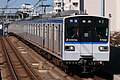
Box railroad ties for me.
[0,36,104,80]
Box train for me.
[0,23,3,35]
[8,11,110,73]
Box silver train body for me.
[8,15,110,65]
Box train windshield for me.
[65,16,109,42]
[65,18,80,41]
[94,19,109,42]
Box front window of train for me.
[94,19,109,42]
[65,18,80,42]
[65,17,109,42]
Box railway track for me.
[0,36,40,80]
[0,36,76,80]
[0,36,105,80]
[7,37,103,80]
[8,36,75,80]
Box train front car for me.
[64,16,110,73]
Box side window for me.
[27,24,29,33]
[35,24,37,35]
[52,24,54,27]
[34,24,35,35]
[58,24,60,52]
[43,24,45,38]
[39,24,41,36]
[29,24,31,34]
[37,24,39,36]
[30,24,32,34]
[47,24,49,38]
[48,24,49,27]
[32,24,34,35]
[83,26,91,38]
[31,24,33,34]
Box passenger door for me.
[80,18,93,56]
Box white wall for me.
[84,0,118,31]
[84,0,101,16]
[54,0,119,31]
[116,0,120,31]
[106,0,117,31]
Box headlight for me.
[65,46,75,51]
[99,46,108,51]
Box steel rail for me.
[0,37,19,80]
[5,37,40,80]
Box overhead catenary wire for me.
[1,0,11,14]
[33,0,41,8]
[7,0,18,7]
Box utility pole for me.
[79,0,84,14]
[38,4,52,14]
[41,0,43,14]
[1,0,10,21]
[101,0,105,16]
[35,0,52,14]
[2,0,10,36]
[2,0,10,14]
[61,0,64,11]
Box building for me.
[0,13,18,22]
[19,4,36,17]
[54,0,120,32]
[54,0,80,13]
[84,0,119,32]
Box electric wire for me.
[33,0,41,8]
[7,0,18,7]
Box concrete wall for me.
[85,0,118,31]
[116,0,120,31]
[54,0,119,31]
[106,0,117,31]
[84,0,101,16]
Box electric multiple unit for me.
[8,15,110,72]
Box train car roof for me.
[11,10,109,24]
[12,15,109,24]
[63,15,109,19]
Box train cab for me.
[64,16,109,64]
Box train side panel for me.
[17,19,64,59]
[49,23,54,52]
[44,23,49,50]
[50,20,64,57]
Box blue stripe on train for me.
[65,42,108,44]
[17,20,63,24]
